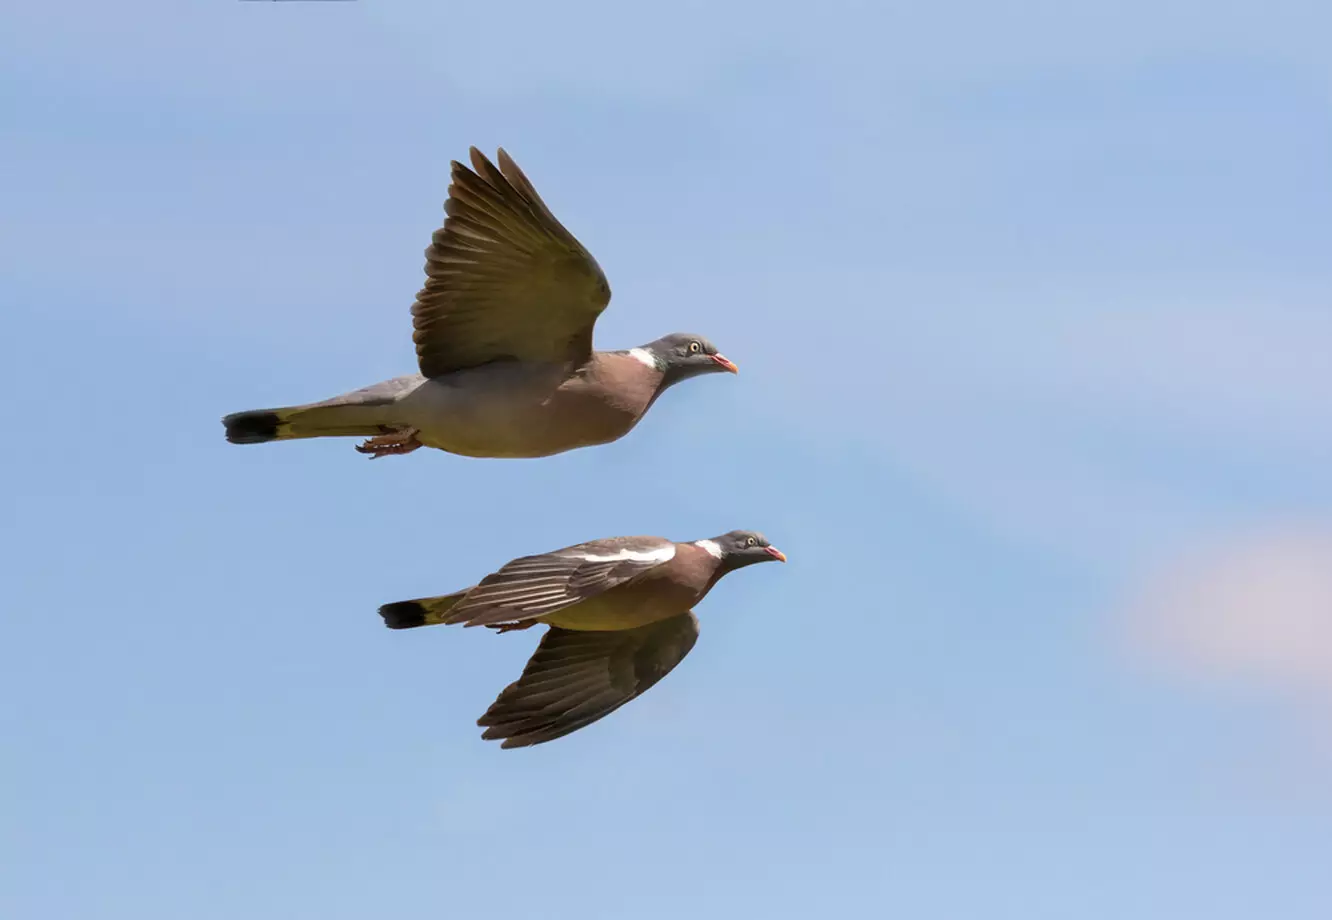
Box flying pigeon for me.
[223,148,737,460]
[379,530,786,748]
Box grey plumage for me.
[444,536,678,627]
[379,530,786,748]
[223,148,737,460]
[223,376,422,445]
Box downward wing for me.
[478,613,701,749]
[412,147,612,377]
[442,536,677,629]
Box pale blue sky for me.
[4,2,1332,918]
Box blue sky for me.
[4,1,1331,917]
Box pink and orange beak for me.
[765,545,788,563]
[711,353,739,374]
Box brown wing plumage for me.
[442,536,677,629]
[478,613,701,749]
[412,147,612,377]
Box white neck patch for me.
[694,539,724,559]
[628,347,659,369]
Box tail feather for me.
[223,410,282,444]
[379,591,467,629]
[222,376,422,446]
[222,404,392,444]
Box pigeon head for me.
[634,333,738,387]
[696,530,787,571]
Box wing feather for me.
[443,537,677,628]
[412,147,612,377]
[476,613,701,748]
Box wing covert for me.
[443,536,676,628]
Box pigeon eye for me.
[746,537,756,546]
[689,342,701,353]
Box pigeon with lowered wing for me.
[379,530,786,748]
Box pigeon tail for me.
[222,377,422,446]
[223,410,282,444]
[222,403,397,444]
[378,591,467,629]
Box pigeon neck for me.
[658,358,714,392]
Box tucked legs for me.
[355,427,423,459]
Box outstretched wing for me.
[478,613,701,749]
[443,536,676,629]
[412,147,612,377]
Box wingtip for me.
[488,730,538,750]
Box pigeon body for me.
[379,530,786,748]
[223,148,737,460]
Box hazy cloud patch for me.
[1118,527,1332,717]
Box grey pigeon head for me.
[224,148,744,462]
[699,530,787,571]
[638,332,738,388]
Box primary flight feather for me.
[222,147,737,460]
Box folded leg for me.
[355,427,422,459]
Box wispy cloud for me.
[1118,526,1332,714]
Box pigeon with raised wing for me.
[222,148,737,460]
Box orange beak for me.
[765,546,788,563]
[711,354,739,374]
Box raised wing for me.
[412,147,612,377]
[442,536,677,629]
[478,613,701,748]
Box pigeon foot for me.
[488,621,539,634]
[355,428,423,459]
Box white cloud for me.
[1118,527,1332,709]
